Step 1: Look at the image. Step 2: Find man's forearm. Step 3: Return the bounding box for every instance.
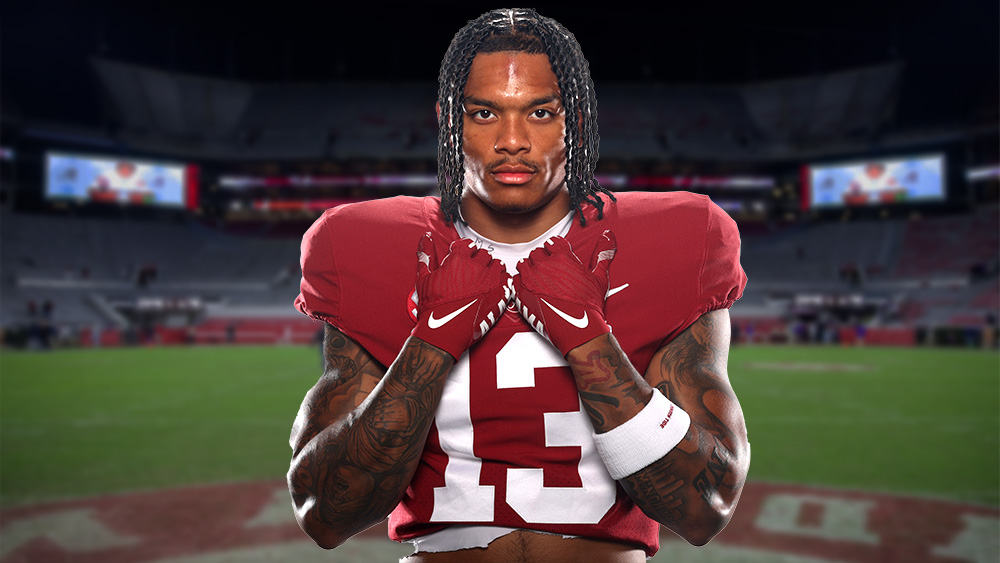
[287,336,453,548]
[617,414,746,545]
[568,334,652,430]
[567,327,749,545]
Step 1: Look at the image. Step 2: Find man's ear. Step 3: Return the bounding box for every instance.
[436,102,441,123]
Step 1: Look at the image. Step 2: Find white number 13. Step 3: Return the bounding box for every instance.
[431,332,617,524]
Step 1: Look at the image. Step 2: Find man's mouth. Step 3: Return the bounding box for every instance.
[491,164,536,185]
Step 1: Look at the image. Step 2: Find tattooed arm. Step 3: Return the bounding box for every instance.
[287,324,454,549]
[568,308,749,545]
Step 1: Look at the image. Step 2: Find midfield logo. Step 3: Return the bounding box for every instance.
[1,480,995,562]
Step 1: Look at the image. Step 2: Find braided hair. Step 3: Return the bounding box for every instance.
[437,8,615,225]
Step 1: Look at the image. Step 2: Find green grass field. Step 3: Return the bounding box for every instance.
[1,344,997,509]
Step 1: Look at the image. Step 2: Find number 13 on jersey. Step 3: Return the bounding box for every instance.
[431,330,617,524]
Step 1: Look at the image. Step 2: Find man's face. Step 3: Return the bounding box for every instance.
[460,51,568,216]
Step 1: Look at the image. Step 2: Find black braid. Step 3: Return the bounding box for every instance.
[437,8,615,226]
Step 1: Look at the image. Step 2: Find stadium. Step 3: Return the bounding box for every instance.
[1,2,997,562]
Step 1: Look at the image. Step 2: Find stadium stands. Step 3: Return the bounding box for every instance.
[0,209,306,347]
[1,211,300,288]
[740,219,907,284]
[895,206,1000,278]
[89,59,904,162]
[3,200,996,349]
[3,50,995,350]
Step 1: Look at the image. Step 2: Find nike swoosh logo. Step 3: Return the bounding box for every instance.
[606,283,630,299]
[541,298,588,329]
[427,300,477,329]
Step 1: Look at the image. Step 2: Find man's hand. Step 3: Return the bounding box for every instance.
[513,230,616,356]
[411,233,513,360]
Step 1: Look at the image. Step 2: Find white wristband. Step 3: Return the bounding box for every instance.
[592,388,691,480]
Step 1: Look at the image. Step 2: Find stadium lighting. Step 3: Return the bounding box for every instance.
[629,176,774,189]
[218,174,438,189]
[594,174,627,188]
[218,173,773,190]
[966,165,1000,182]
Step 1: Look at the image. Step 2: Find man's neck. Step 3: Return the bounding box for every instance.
[459,191,573,244]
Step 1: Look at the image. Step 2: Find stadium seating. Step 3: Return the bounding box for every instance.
[895,207,1000,278]
[740,219,906,284]
[0,210,302,341]
[3,203,997,347]
[91,59,902,162]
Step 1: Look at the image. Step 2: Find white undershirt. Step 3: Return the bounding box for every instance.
[455,210,575,276]
[411,210,576,554]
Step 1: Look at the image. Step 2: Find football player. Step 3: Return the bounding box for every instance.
[288,8,750,562]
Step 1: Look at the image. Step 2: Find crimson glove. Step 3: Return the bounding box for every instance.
[513,230,617,356]
[411,234,513,360]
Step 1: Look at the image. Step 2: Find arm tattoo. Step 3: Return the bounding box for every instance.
[577,389,618,428]
[570,336,652,429]
[287,326,454,541]
[289,327,382,455]
[567,311,748,541]
[618,310,748,538]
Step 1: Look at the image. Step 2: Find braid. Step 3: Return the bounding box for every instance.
[437,8,615,226]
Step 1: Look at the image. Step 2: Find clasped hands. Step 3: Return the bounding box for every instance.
[411,231,617,360]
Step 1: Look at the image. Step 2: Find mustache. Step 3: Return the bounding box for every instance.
[487,158,540,173]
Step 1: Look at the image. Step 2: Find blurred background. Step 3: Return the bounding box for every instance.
[1,1,997,562]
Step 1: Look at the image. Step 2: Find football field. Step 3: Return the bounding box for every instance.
[1,343,997,561]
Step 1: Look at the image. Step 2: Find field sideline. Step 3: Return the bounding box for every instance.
[1,343,997,509]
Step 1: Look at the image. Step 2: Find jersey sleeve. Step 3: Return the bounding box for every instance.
[697,201,747,314]
[658,199,746,349]
[294,211,342,329]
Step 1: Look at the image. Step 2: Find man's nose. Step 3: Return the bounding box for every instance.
[494,117,530,154]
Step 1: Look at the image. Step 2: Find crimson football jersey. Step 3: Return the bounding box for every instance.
[295,191,747,556]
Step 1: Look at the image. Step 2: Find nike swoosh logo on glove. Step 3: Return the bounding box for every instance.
[606,283,630,299]
[541,298,589,329]
[427,299,477,329]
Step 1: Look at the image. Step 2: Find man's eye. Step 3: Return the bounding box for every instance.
[473,109,494,119]
[532,109,553,119]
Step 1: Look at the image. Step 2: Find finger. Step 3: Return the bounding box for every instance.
[542,237,555,256]
[448,238,473,253]
[486,254,506,274]
[590,229,617,278]
[459,238,481,259]
[511,273,524,308]
[416,232,437,275]
[441,238,473,267]
[470,244,496,267]
[542,236,574,256]
[526,244,549,266]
